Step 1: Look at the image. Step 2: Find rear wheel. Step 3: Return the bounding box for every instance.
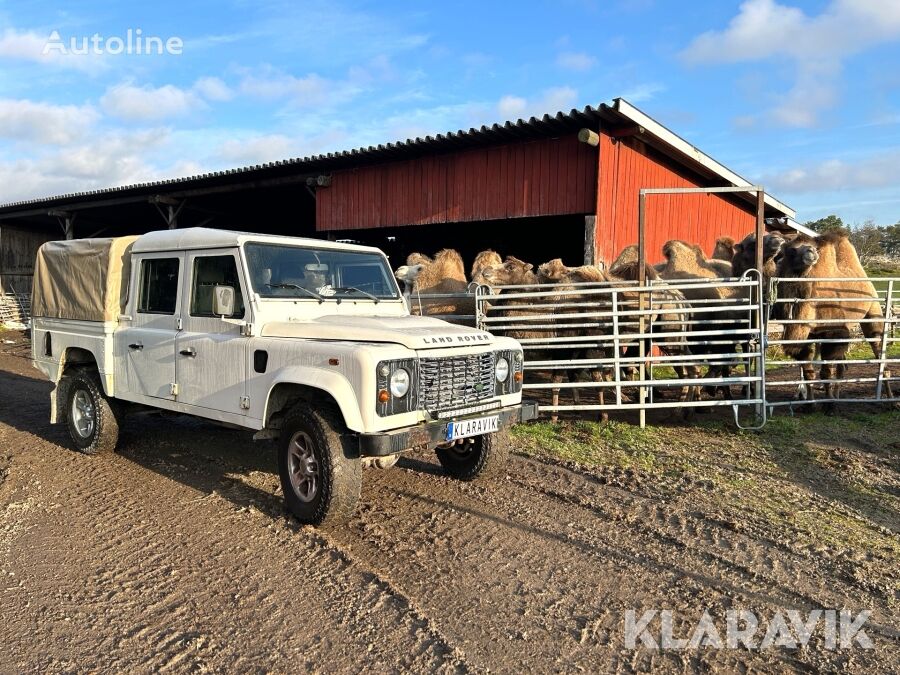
[63,370,120,455]
[436,429,510,481]
[277,404,361,525]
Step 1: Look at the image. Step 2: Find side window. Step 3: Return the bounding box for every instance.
[190,255,245,318]
[138,258,180,314]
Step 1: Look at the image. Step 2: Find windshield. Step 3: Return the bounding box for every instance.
[243,242,400,300]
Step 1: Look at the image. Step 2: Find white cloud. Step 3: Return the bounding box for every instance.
[193,76,234,102]
[0,98,98,144]
[681,0,900,127]
[238,66,365,109]
[101,82,204,121]
[0,128,175,203]
[0,27,105,72]
[497,95,527,118]
[619,82,665,103]
[556,51,596,71]
[217,134,294,164]
[763,150,900,194]
[497,87,578,120]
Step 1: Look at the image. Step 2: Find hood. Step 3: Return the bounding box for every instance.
[260,314,495,350]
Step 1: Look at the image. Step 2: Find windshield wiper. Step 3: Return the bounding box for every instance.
[332,286,380,303]
[266,283,323,303]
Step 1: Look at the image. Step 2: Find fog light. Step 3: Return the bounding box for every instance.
[378,389,390,403]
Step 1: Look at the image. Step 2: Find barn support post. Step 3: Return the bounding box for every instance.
[637,193,647,428]
[150,195,184,229]
[49,211,76,239]
[583,215,597,265]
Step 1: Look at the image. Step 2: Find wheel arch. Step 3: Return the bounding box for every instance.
[263,373,364,435]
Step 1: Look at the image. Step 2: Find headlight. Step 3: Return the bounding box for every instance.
[495,357,510,382]
[389,368,410,397]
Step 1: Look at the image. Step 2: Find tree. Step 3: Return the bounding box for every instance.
[848,220,884,265]
[804,214,848,234]
[883,222,900,257]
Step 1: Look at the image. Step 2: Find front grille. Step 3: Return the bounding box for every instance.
[419,352,494,411]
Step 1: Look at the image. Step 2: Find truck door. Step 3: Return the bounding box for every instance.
[175,250,249,414]
[119,252,184,399]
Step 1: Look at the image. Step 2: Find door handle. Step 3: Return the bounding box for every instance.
[128,343,143,350]
[180,348,197,357]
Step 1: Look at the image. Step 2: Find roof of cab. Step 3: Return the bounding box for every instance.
[131,227,385,255]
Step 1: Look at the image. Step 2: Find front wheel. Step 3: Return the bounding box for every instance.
[63,370,120,455]
[436,429,510,481]
[277,405,361,525]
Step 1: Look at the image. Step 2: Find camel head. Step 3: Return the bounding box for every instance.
[537,258,571,283]
[394,264,425,287]
[732,232,786,277]
[662,240,697,263]
[712,237,736,261]
[476,256,534,286]
[471,249,503,281]
[778,236,820,277]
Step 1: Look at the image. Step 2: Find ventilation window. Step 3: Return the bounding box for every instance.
[44,332,52,357]
[253,350,268,373]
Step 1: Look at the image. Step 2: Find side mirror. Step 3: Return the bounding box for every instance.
[213,285,235,317]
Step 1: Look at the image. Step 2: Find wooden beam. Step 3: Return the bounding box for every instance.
[583,215,597,265]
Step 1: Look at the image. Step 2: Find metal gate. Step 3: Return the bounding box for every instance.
[764,276,900,410]
[475,274,766,427]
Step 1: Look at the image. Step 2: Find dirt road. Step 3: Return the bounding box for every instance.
[0,338,896,673]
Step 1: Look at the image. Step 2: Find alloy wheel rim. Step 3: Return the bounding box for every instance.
[72,389,95,439]
[287,431,319,502]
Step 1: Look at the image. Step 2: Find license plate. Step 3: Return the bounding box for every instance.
[446,415,499,441]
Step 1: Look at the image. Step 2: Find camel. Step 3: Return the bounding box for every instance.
[609,244,665,276]
[658,240,747,399]
[394,249,470,317]
[731,232,786,279]
[775,232,893,408]
[712,237,736,261]
[470,249,502,282]
[537,258,609,284]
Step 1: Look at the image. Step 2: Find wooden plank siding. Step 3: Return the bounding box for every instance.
[595,131,756,265]
[316,135,597,231]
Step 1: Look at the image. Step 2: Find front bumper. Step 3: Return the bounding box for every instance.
[357,400,539,457]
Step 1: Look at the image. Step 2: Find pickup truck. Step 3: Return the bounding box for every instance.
[30,228,536,524]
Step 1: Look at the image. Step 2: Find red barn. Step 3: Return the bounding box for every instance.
[0,98,793,293]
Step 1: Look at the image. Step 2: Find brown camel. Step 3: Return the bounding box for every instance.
[470,250,502,282]
[711,237,736,261]
[776,232,893,408]
[395,249,470,316]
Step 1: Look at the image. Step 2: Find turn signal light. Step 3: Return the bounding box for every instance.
[378,389,390,403]
[514,372,523,383]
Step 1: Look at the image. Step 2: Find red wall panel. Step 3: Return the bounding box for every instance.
[595,132,756,265]
[316,135,598,231]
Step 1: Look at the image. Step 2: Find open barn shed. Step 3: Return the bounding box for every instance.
[0,98,794,295]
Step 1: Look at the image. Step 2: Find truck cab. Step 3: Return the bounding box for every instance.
[31,228,536,524]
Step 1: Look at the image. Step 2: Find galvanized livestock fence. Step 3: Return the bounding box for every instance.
[408,274,899,428]
[764,276,900,412]
[474,274,767,428]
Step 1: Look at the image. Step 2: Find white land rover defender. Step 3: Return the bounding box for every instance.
[30,228,536,524]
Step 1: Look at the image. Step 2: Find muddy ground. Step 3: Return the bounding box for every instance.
[0,331,897,673]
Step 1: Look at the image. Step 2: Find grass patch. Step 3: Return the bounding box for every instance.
[512,412,900,560]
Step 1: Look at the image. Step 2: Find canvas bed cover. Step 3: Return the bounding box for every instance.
[32,236,139,322]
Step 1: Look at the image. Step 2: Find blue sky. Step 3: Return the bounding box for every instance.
[1,0,899,224]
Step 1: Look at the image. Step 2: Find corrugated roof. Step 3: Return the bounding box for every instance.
[0,99,793,218]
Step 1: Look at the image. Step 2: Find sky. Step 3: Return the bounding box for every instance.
[0,0,899,225]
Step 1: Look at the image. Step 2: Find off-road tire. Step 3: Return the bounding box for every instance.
[63,370,120,455]
[277,404,361,526]
[436,428,510,481]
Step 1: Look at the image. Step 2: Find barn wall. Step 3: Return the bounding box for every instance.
[0,226,52,294]
[317,134,597,231]
[595,133,756,265]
